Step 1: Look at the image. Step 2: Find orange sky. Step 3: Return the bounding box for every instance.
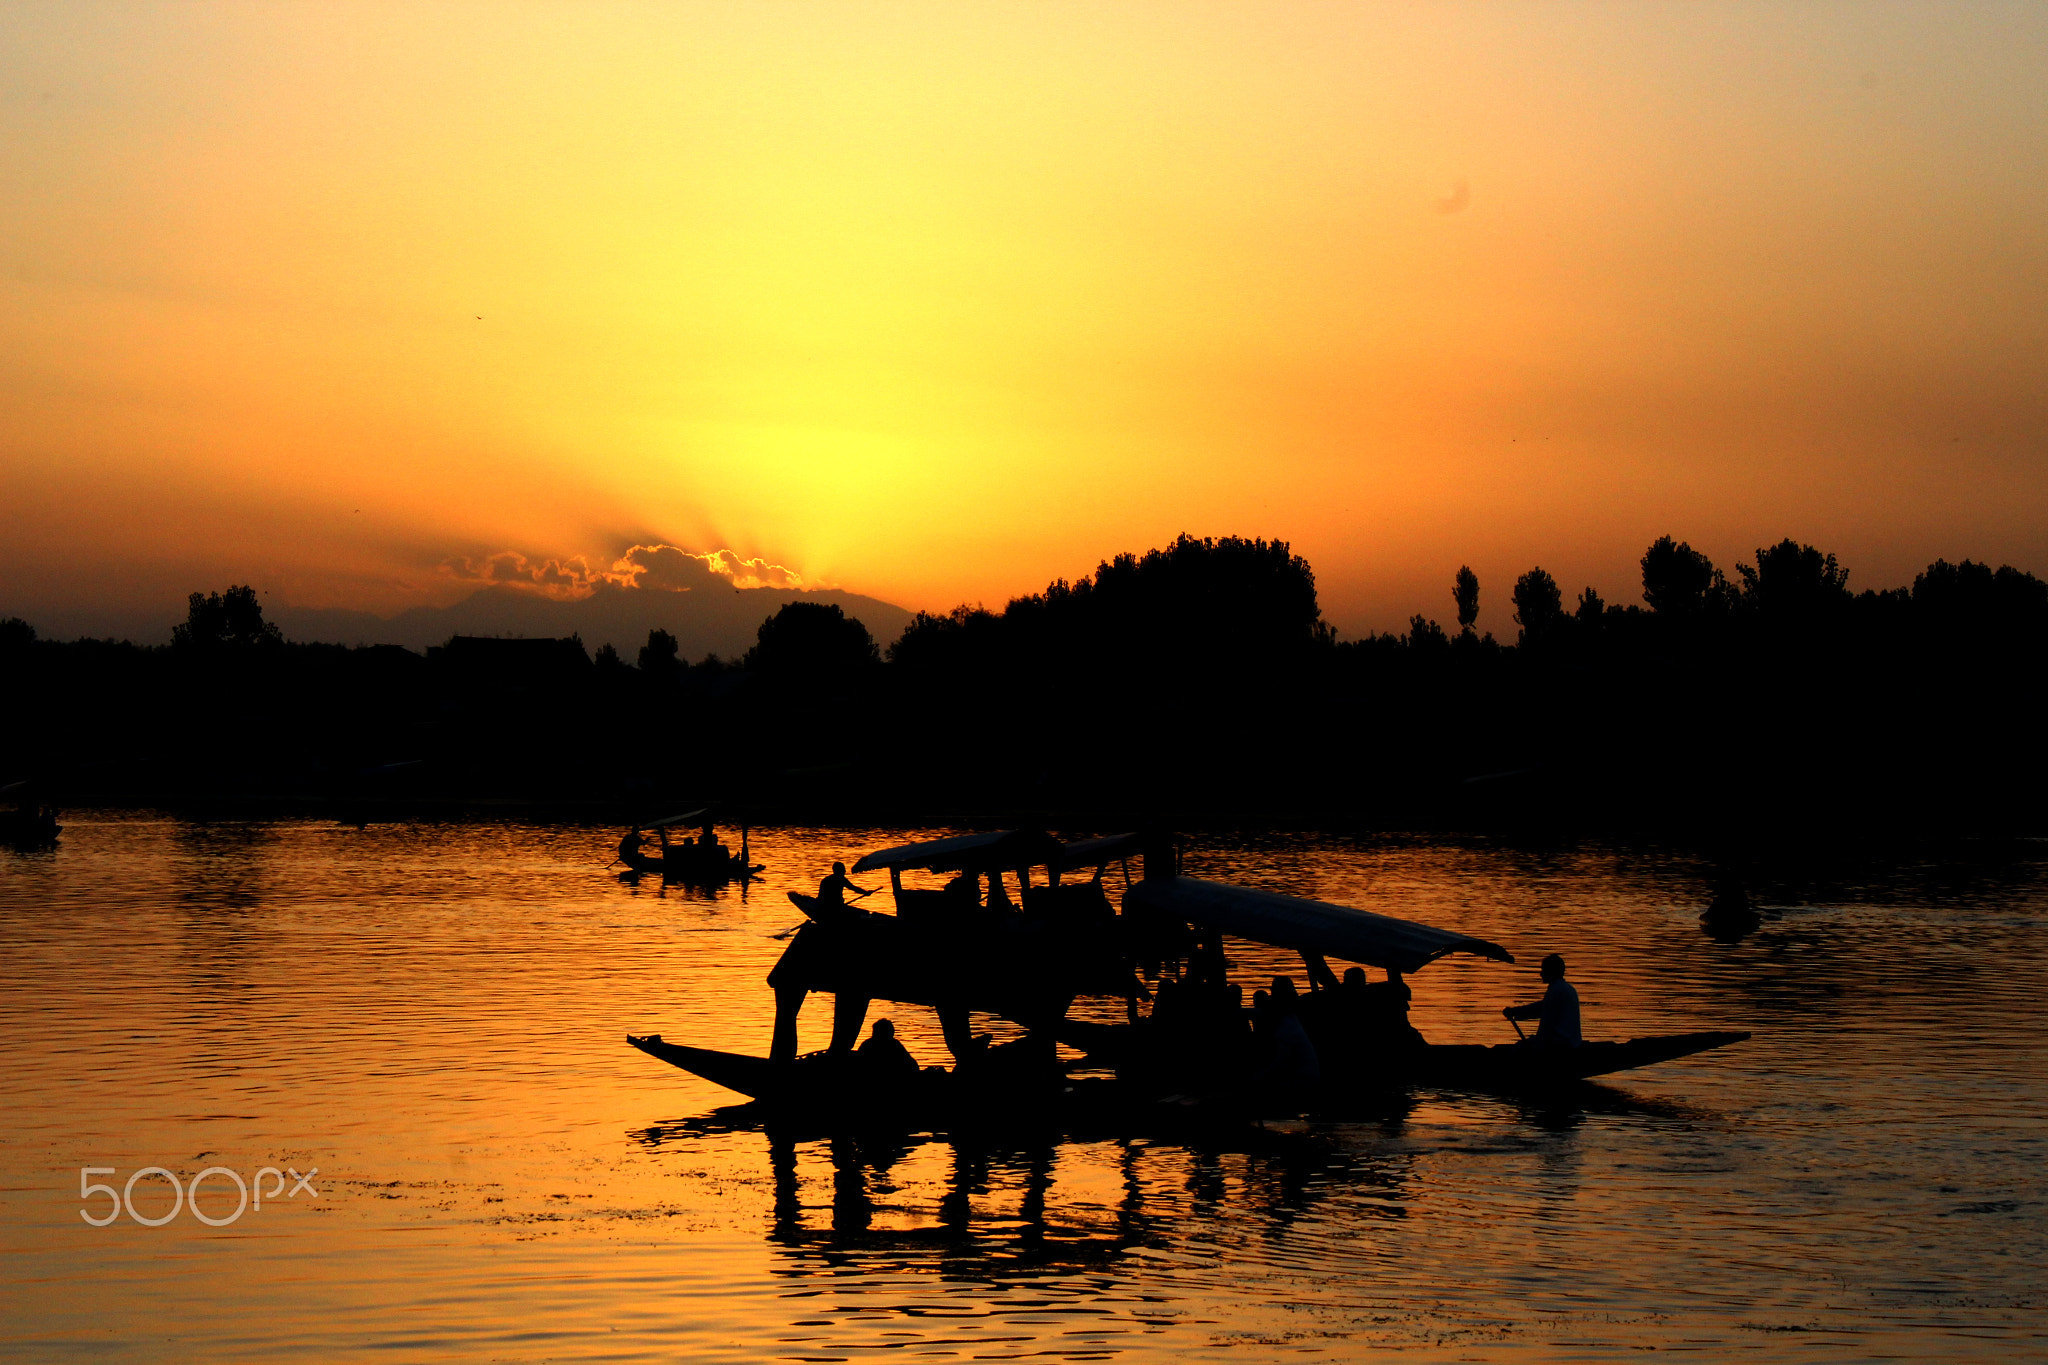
[3,2,2045,640]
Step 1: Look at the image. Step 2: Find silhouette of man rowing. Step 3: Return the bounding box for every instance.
[1503,953,1581,1049]
[616,828,652,870]
[815,861,879,919]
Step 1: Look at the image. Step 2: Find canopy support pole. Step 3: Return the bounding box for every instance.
[1301,949,1341,992]
[830,993,869,1054]
[771,985,806,1065]
[937,1002,977,1063]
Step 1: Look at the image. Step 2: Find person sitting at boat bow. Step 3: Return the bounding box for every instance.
[856,1019,921,1081]
[1503,954,1581,1048]
[618,829,649,865]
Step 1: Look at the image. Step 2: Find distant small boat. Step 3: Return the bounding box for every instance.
[618,808,764,883]
[0,807,59,848]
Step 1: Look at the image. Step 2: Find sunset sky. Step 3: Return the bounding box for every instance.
[4,2,2045,641]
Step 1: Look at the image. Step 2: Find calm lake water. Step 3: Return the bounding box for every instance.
[2,814,2043,1361]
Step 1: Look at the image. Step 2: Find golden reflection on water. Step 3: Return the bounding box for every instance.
[1,816,2043,1361]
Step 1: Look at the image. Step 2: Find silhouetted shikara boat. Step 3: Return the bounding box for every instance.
[627,832,1750,1121]
[621,808,764,883]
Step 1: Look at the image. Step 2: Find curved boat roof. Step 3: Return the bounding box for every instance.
[1056,833,1145,873]
[1125,876,1514,974]
[644,809,710,830]
[852,829,1066,875]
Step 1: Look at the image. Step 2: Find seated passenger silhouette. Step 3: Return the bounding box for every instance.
[1265,979,1321,1090]
[856,1020,921,1082]
[1503,954,1582,1049]
[1337,965,1372,1031]
[1369,969,1421,1045]
[617,829,648,865]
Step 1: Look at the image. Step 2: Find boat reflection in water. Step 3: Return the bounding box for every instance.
[630,1104,1428,1270]
[624,1069,1712,1303]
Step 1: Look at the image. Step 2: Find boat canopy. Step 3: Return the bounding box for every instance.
[1125,877,1514,975]
[644,809,710,830]
[1056,833,1145,874]
[852,829,1066,875]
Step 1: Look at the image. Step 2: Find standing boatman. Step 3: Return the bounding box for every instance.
[1503,954,1582,1048]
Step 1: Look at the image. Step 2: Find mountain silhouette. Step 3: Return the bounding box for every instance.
[273,581,913,658]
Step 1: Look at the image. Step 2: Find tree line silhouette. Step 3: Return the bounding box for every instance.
[2,535,2043,831]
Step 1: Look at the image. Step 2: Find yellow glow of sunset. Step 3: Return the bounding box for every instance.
[3,3,2046,637]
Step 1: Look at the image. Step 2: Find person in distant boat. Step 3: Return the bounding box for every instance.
[816,861,878,916]
[1503,954,1582,1049]
[856,1019,920,1081]
[617,828,649,865]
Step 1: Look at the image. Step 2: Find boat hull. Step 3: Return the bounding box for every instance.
[1400,1031,1752,1089]
[627,1035,1124,1126]
[618,850,763,881]
[628,1028,1753,1128]
[1057,1020,1753,1096]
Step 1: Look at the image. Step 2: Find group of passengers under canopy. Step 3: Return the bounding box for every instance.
[792,852,1589,1097]
[1223,953,1581,1092]
[834,928,1586,1100]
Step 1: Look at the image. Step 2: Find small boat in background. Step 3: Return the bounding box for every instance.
[617,808,764,883]
[0,780,60,848]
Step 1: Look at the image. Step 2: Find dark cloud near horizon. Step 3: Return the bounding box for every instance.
[439,544,814,597]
